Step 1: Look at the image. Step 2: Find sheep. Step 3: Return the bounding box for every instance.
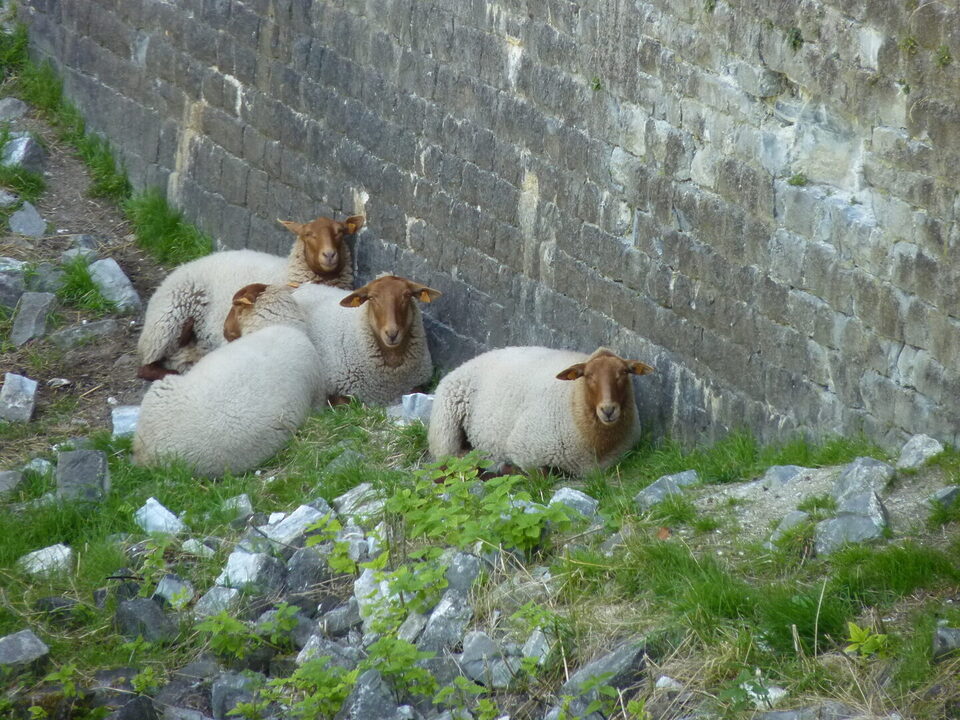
[218,275,440,405]
[136,215,364,380]
[132,322,329,477]
[427,346,655,476]
[222,282,307,342]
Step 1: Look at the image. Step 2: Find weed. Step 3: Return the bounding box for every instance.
[590,76,603,91]
[262,658,359,718]
[647,493,696,526]
[197,611,262,660]
[787,173,808,187]
[787,27,803,52]
[703,0,717,12]
[796,493,836,519]
[56,256,115,313]
[899,35,919,55]
[935,44,952,67]
[0,162,44,204]
[363,636,437,698]
[123,190,212,264]
[927,497,960,528]
[843,620,889,657]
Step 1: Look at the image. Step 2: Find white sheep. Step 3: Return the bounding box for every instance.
[223,276,440,405]
[132,322,329,477]
[428,346,655,476]
[137,215,364,379]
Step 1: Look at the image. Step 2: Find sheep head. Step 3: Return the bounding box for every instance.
[339,275,441,361]
[556,348,654,426]
[223,283,269,341]
[278,215,364,276]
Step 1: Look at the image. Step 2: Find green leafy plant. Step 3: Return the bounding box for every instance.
[935,44,952,67]
[787,173,808,187]
[590,76,603,91]
[305,513,360,575]
[703,0,717,12]
[260,657,359,718]
[787,27,803,51]
[258,602,301,650]
[362,636,437,699]
[131,665,162,695]
[844,621,889,657]
[197,612,262,660]
[900,35,919,55]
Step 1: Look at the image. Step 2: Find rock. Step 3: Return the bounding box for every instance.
[444,551,481,594]
[0,469,23,495]
[388,392,434,425]
[103,695,159,720]
[354,567,399,632]
[88,257,141,313]
[2,131,45,174]
[9,200,46,236]
[48,318,121,348]
[135,497,186,535]
[833,457,895,504]
[10,291,56,346]
[760,465,811,487]
[154,574,195,610]
[216,551,286,594]
[931,485,960,509]
[181,538,216,558]
[115,598,178,643]
[56,449,111,502]
[61,246,98,264]
[460,630,521,688]
[0,188,16,207]
[258,504,326,554]
[334,669,399,720]
[549,487,600,520]
[222,493,254,523]
[320,597,363,637]
[766,510,811,549]
[837,490,888,519]
[324,448,366,475]
[66,233,99,250]
[296,633,362,668]
[0,269,24,308]
[0,372,38,422]
[211,671,261,720]
[0,96,28,120]
[522,627,553,666]
[26,262,64,293]
[933,624,960,662]
[193,586,241,619]
[561,640,647,697]
[18,543,73,577]
[0,629,49,675]
[417,590,473,653]
[815,512,888,556]
[391,611,425,645]
[35,596,79,622]
[111,405,139,438]
[897,434,944,469]
[334,482,385,525]
[755,701,859,719]
[634,470,699,510]
[22,457,53,476]
[286,546,335,614]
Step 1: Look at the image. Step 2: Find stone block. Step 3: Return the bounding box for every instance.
[417,589,473,653]
[549,487,600,521]
[193,586,241,620]
[9,201,46,237]
[135,497,186,535]
[0,629,49,676]
[115,597,178,643]
[88,258,142,313]
[0,97,27,121]
[19,543,73,576]
[0,270,25,308]
[111,405,139,438]
[10,291,56,346]
[1,132,45,174]
[634,470,699,510]
[216,550,286,594]
[56,449,111,502]
[0,372,38,422]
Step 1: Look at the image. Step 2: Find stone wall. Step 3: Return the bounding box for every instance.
[19,0,960,447]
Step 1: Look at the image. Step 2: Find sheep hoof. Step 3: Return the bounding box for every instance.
[137,363,179,381]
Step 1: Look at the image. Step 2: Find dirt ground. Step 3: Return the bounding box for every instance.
[0,112,168,465]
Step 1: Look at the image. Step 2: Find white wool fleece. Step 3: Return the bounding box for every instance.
[133,324,328,477]
[138,250,287,371]
[291,283,434,405]
[428,346,641,476]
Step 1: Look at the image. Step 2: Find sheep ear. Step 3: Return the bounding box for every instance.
[406,281,441,303]
[556,363,586,381]
[278,219,303,234]
[340,291,369,308]
[627,361,655,376]
[233,297,254,307]
[343,215,365,234]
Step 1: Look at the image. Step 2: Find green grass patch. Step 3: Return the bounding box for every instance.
[124,190,212,265]
[927,497,960,529]
[55,256,115,314]
[828,543,960,608]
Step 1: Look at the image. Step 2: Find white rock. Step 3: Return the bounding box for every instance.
[267,512,286,525]
[111,405,139,438]
[18,543,72,577]
[655,675,684,691]
[87,257,141,313]
[0,372,38,422]
[181,538,216,558]
[193,586,241,619]
[134,497,186,535]
[223,493,254,520]
[896,434,944,470]
[22,458,53,476]
[259,504,325,548]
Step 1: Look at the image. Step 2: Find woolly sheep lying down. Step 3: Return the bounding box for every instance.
[227,274,441,405]
[132,318,329,477]
[428,346,654,476]
[136,215,364,380]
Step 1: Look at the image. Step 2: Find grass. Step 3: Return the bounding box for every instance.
[124,190,212,265]
[55,256,116,314]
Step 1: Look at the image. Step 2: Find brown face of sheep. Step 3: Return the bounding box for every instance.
[339,275,441,352]
[556,351,655,426]
[223,283,270,342]
[278,215,365,276]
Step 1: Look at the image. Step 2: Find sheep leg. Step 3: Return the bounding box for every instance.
[426,392,471,459]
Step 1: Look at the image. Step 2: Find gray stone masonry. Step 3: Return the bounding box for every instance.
[21,0,960,449]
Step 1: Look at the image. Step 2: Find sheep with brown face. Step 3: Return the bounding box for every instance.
[428,346,654,476]
[136,215,363,380]
[246,274,441,405]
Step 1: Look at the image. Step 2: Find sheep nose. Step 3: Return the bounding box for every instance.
[384,328,401,345]
[597,403,620,423]
[322,250,338,265]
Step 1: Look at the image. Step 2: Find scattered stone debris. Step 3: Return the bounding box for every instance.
[47,317,121,348]
[18,543,73,577]
[0,629,50,676]
[87,257,142,312]
[10,291,56,346]
[8,200,46,237]
[111,404,140,437]
[135,496,187,535]
[55,449,111,502]
[634,469,699,510]
[0,371,38,422]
